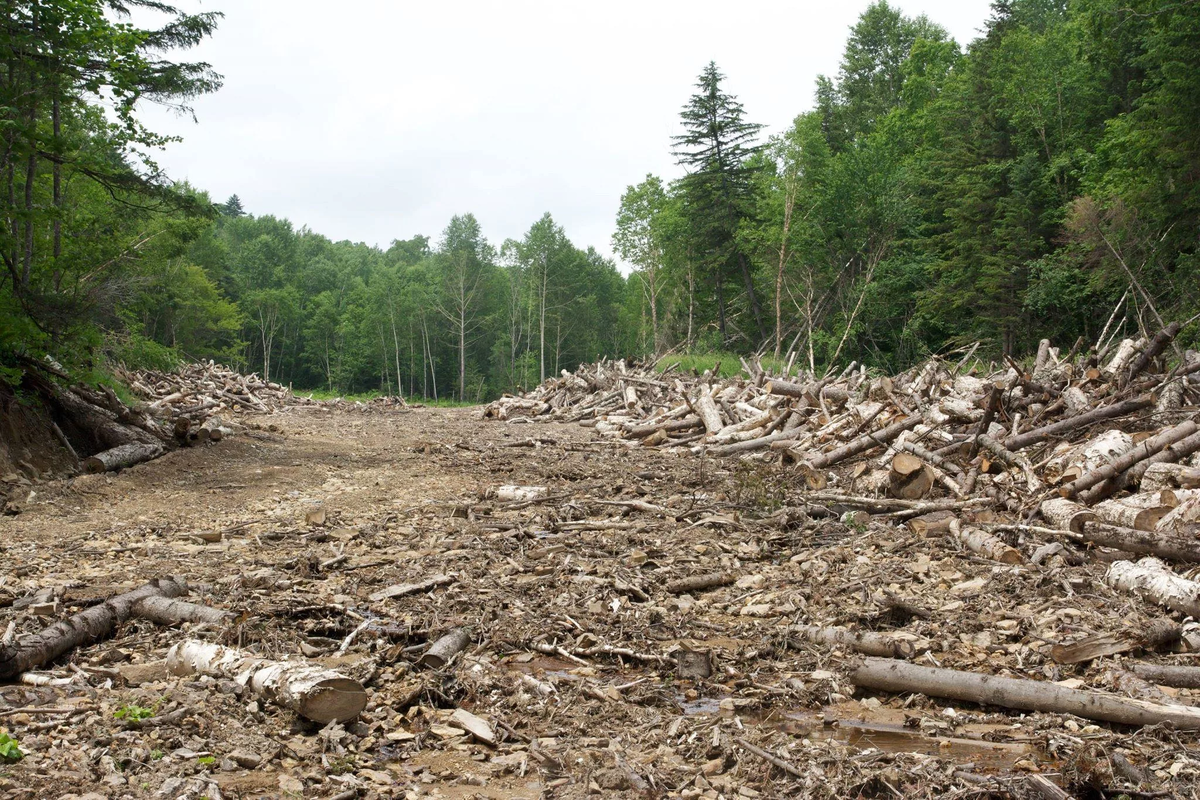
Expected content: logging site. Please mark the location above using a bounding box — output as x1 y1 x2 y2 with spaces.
5 0 1200 798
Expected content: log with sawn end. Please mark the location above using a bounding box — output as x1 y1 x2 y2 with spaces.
851 656 1200 730
665 572 735 595
167 639 366 723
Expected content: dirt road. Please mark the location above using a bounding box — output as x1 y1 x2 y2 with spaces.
0 406 1196 798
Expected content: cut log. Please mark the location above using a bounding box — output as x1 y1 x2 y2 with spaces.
788 624 916 659
368 574 455 602
1050 620 1180 664
1080 521 1200 563
888 453 934 500
1121 321 1180 388
1106 557 1200 617
0 578 187 680
977 435 1040 492
166 639 366 723
1085 430 1200 502
419 628 471 669
691 389 724 435
495 485 547 502
850 656 1200 730
808 416 920 470
131 596 233 626
1040 498 1096 534
1054 430 1133 487
1092 494 1173 531
1104 337 1146 377
764 379 808 399
1060 421 1197 498
1130 663 1200 689
83 442 165 474
949 520 1022 564
1157 494 1200 534
1001 396 1154 452
1141 463 1200 493
905 510 956 536
666 572 735 595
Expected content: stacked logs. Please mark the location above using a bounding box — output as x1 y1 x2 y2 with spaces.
483 327 1200 534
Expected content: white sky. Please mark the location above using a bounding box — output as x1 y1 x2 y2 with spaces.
140 1 995 269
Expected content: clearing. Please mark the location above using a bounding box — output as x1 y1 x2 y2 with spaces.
0 402 1196 798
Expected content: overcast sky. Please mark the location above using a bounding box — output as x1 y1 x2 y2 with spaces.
140 1 995 269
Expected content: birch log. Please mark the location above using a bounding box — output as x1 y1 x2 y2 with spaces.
1060 421 1197 498
950 521 1022 564
166 639 367 723
692 389 724 435
851 657 1200 730
83 442 166 474
1040 498 1096 534
1106 558 1200 617
1092 494 1174 531
788 624 916 659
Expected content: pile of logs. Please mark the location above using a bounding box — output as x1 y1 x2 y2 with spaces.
484 326 1200 576
18 360 322 479
117 361 311 424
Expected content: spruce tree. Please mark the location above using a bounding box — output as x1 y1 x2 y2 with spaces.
671 62 766 344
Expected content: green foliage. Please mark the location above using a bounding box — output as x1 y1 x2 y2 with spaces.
113 703 156 721
0 732 21 762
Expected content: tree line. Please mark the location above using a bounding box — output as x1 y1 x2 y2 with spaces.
619 0 1200 372
3 0 1198 403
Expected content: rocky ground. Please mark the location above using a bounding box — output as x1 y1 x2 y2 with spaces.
0 404 1198 799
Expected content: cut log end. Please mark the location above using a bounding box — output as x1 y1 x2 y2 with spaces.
300 677 369 724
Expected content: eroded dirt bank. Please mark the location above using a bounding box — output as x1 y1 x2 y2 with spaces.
0 405 1197 799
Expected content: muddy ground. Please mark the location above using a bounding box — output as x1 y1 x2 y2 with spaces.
1 405 1197 799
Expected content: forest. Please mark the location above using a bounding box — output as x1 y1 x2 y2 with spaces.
2 0 1198 401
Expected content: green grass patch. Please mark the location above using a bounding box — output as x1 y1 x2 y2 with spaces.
298 388 478 407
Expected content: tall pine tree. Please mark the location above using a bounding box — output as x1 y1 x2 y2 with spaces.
672 62 765 345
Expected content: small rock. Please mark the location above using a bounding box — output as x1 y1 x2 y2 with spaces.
228 749 261 769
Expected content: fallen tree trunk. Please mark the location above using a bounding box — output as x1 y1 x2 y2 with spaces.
665 572 735 595
1080 429 1200 503
1121 321 1181 388
131 596 233 626
1001 396 1154 452
1106 557 1200 617
788 624 916 659
1081 521 1200 563
166 639 367 723
809 416 920 470
1131 663 1200 689
83 442 166 474
1059 420 1198 498
851 657 1200 730
0 578 187 680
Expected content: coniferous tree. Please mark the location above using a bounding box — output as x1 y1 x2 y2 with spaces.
672 62 766 345
221 194 245 217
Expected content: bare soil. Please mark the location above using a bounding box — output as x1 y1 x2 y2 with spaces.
1 405 1197 799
